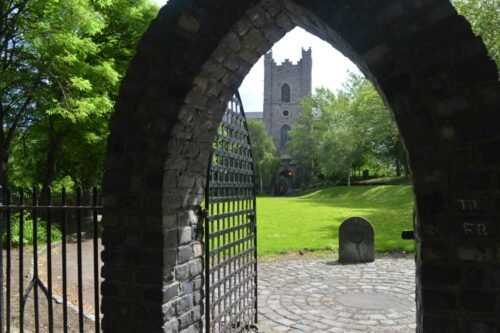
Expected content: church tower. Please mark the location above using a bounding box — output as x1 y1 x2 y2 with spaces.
263 48 312 192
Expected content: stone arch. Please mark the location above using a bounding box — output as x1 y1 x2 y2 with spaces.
101 0 499 332
281 83 291 102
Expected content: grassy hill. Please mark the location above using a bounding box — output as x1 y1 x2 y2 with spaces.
257 185 414 256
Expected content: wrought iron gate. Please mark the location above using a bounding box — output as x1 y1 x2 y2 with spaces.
203 92 258 332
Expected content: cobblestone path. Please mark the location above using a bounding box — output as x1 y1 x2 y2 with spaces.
257 258 416 333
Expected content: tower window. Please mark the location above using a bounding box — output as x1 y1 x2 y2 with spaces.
281 84 290 103
283 110 289 116
280 125 291 148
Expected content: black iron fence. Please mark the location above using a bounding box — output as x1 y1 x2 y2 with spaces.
0 187 102 333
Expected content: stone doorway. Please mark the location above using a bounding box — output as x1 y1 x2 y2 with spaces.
277 169 294 196
101 1 499 332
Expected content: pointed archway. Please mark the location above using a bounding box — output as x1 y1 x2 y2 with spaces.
101 1 499 332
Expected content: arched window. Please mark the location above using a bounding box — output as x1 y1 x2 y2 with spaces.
280 125 291 148
281 84 290 102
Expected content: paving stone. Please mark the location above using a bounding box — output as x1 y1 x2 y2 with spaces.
257 258 415 332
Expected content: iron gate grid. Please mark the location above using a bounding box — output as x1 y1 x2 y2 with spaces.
203 93 258 333
0 186 102 333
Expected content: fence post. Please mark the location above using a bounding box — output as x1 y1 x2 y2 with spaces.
0 185 4 333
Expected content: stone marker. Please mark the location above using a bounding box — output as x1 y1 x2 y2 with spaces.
339 216 375 263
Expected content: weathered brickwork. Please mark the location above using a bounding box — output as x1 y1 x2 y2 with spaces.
102 0 500 332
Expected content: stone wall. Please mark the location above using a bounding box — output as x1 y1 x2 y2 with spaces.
102 0 500 332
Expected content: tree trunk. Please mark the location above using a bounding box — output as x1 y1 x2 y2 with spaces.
396 159 401 177
258 165 263 193
403 159 410 176
310 157 315 186
0 146 9 189
0 103 9 188
41 119 64 194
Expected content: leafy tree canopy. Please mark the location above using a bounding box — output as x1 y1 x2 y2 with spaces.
247 119 279 193
1 0 158 190
289 73 407 184
452 0 499 65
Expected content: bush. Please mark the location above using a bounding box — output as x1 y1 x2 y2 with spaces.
2 213 62 247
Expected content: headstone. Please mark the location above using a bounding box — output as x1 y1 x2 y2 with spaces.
339 216 375 263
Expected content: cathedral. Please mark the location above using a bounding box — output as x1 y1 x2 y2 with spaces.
260 48 312 193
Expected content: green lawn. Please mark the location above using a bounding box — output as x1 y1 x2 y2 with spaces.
256 185 414 256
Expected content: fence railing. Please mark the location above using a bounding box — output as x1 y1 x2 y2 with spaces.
0 186 102 333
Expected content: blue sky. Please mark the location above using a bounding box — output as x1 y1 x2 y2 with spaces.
153 0 360 111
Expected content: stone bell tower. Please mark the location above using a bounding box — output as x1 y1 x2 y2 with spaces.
263 48 312 193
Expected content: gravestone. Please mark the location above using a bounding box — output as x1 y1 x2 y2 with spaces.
339 216 375 263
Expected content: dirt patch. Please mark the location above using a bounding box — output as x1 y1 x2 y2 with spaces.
2 245 99 332
38 240 103 318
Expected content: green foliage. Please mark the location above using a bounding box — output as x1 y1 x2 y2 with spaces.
2 213 62 247
319 127 364 179
1 0 159 189
290 73 405 183
451 0 499 65
257 185 414 256
247 119 279 193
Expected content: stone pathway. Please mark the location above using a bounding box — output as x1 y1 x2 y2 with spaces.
257 258 416 333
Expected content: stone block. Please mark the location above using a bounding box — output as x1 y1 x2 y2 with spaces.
480 140 500 164
175 263 190 281
179 227 193 245
421 265 460 286
162 282 179 302
163 318 179 333
164 229 179 247
458 245 494 262
460 290 496 312
422 289 456 310
339 217 374 263
177 245 193 264
422 315 458 333
456 171 490 190
465 320 497 333
176 294 194 314
179 281 193 295
189 258 203 277
416 191 445 217
162 302 176 322
463 268 495 289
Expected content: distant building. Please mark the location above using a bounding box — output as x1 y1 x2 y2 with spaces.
263 48 312 194
245 111 264 121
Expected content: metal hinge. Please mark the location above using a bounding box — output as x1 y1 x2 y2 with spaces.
195 208 208 240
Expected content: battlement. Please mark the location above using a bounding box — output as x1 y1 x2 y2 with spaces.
264 47 312 69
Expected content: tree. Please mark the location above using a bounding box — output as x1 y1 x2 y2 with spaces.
3 0 158 190
319 127 364 185
247 119 279 193
452 0 499 65
288 88 336 185
341 73 407 176
0 0 38 187
289 73 406 183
